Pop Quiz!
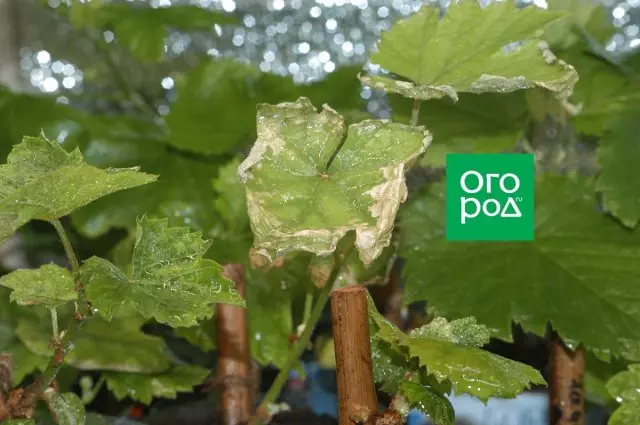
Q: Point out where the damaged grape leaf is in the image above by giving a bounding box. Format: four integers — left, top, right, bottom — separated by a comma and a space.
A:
0, 133, 156, 243
360, 0, 577, 101
367, 293, 544, 403
607, 364, 640, 425
400, 176, 640, 356
0, 264, 76, 308
238, 97, 430, 265
104, 364, 209, 404
80, 216, 245, 328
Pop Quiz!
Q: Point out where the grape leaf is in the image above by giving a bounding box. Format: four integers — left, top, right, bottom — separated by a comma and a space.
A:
565, 51, 640, 136
367, 294, 544, 403
400, 176, 640, 356
0, 264, 76, 308
239, 97, 430, 265
409, 317, 490, 348
166, 59, 296, 155
43, 391, 86, 425
173, 319, 216, 352
104, 364, 209, 404
71, 131, 223, 238
399, 381, 454, 425
0, 133, 156, 243
596, 110, 640, 228
543, 0, 615, 51
69, 3, 237, 62
390, 91, 527, 166
0, 87, 87, 162
17, 315, 169, 373
2, 420, 36, 425
246, 255, 312, 368
360, 0, 577, 101
208, 157, 253, 264
607, 365, 640, 425
0, 289, 48, 384
80, 216, 244, 328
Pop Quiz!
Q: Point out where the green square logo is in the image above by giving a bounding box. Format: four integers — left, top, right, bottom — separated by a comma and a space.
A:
445, 153, 534, 241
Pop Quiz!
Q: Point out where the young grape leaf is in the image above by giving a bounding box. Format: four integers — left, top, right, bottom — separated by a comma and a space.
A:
409, 317, 490, 348
368, 297, 455, 425
104, 364, 209, 404
400, 176, 640, 356
360, 0, 577, 101
17, 315, 169, 373
43, 391, 86, 425
69, 3, 237, 62
390, 91, 527, 167
80, 216, 244, 328
607, 365, 640, 425
239, 97, 430, 265
0, 264, 75, 308
399, 381, 455, 425
0, 133, 156, 243
368, 294, 543, 403
596, 110, 640, 228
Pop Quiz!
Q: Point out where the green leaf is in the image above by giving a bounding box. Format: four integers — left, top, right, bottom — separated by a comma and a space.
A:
246, 256, 311, 367
399, 381, 454, 425
71, 130, 223, 238
607, 365, 640, 425
596, 110, 640, 228
209, 157, 253, 264
239, 97, 429, 265
104, 364, 209, 404
0, 289, 49, 384
0, 264, 76, 308
370, 296, 543, 402
400, 334, 544, 402
166, 59, 296, 155
173, 319, 216, 352
409, 317, 490, 348
2, 420, 36, 425
70, 3, 237, 62
390, 92, 527, 167
543, 0, 615, 50
9, 342, 48, 385
0, 87, 87, 162
17, 315, 169, 373
80, 216, 244, 328
0, 133, 156, 243
565, 51, 640, 136
367, 293, 543, 404
43, 391, 86, 425
400, 176, 640, 356
370, 338, 410, 393
361, 1, 577, 101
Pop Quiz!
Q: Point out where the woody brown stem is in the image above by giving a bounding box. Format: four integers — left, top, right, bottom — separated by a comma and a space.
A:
217, 264, 252, 425
331, 286, 378, 425
549, 333, 585, 425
